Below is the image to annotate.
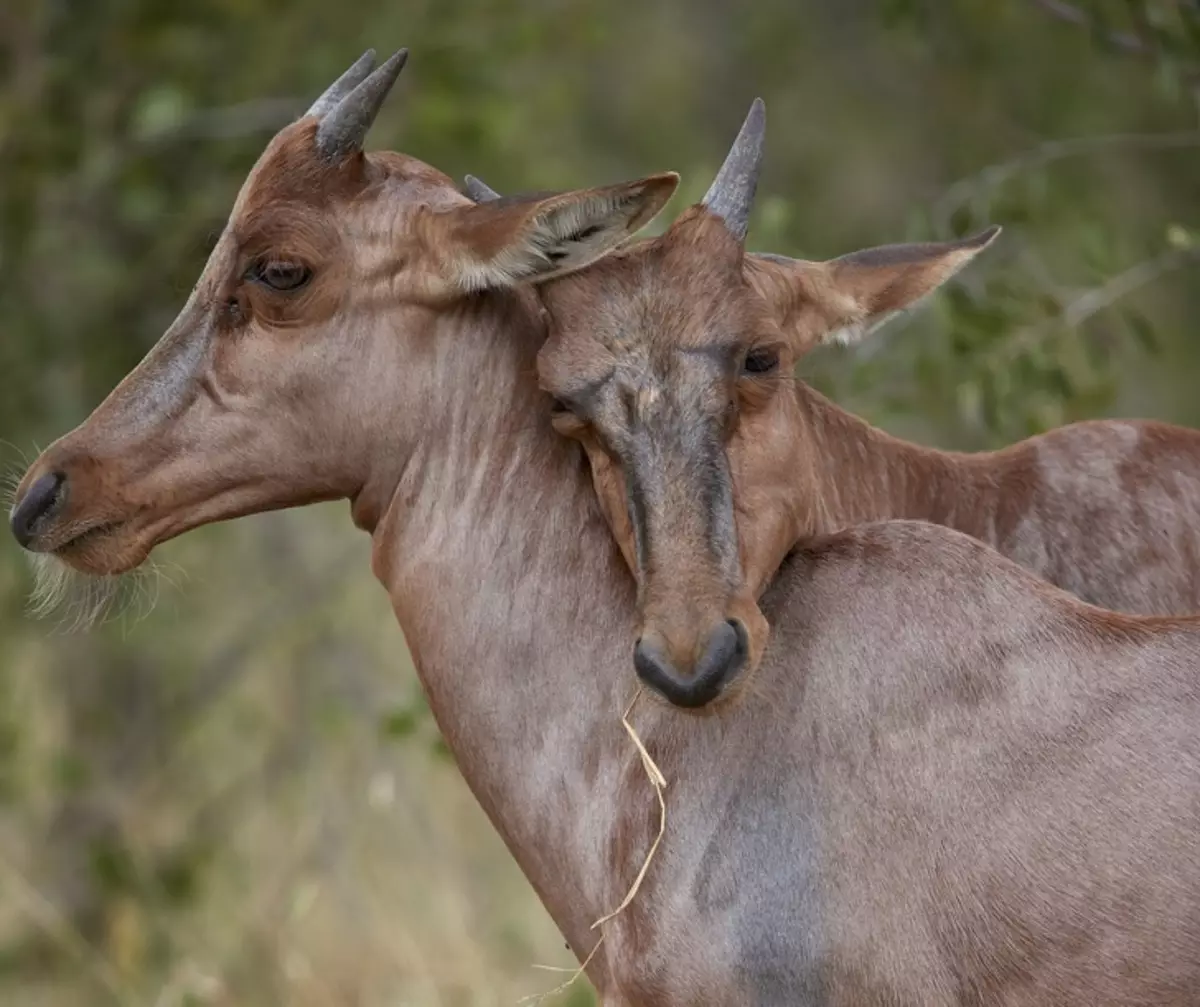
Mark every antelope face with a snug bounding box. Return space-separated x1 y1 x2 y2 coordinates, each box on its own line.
8 51 424 578
539 208 779 709
8 49 677 596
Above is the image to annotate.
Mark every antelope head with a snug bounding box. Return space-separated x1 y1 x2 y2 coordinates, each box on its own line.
500 101 998 708
8 49 678 610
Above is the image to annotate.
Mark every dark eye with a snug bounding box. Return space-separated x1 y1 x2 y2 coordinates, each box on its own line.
742 347 780 375
252 259 311 292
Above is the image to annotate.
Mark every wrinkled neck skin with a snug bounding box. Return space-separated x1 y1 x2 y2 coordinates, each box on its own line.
352 289 647 969
735 383 1000 601
775 383 1200 618
797 386 996 540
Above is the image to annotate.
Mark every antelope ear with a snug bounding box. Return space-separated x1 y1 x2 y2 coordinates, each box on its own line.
436 173 679 291
745 226 1000 354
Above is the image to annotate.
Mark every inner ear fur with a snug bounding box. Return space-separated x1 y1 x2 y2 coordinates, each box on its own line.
745 226 1001 353
438 173 680 292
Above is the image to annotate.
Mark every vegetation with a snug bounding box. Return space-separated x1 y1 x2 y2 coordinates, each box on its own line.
1 1 1197 1002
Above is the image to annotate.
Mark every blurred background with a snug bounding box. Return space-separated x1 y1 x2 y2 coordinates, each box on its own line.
2 0 1199 1003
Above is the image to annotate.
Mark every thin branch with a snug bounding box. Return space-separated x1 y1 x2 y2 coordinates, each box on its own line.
1031 0 1149 55
932 130 1200 233
0 853 139 1005
986 244 1200 365
143 97 305 144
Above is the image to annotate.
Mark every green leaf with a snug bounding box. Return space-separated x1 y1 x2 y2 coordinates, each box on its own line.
380 707 421 739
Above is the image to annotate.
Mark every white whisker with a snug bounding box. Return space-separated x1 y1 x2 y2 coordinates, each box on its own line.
27 538 186 634
0 439 35 469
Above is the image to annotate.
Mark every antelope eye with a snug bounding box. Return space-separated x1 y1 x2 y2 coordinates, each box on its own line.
742 346 780 375
252 259 312 292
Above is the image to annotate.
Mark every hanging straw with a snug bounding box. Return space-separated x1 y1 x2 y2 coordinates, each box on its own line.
521 688 668 1004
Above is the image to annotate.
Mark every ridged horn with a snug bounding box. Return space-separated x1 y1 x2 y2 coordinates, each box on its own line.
305 49 377 119
315 48 408 159
701 97 766 242
463 174 501 202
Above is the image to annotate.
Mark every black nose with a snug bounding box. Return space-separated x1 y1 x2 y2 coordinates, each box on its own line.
633 618 749 709
10 471 66 548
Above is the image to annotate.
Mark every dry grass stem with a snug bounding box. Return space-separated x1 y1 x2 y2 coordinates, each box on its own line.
0 853 139 1006
521 687 668 1005
589 689 668 930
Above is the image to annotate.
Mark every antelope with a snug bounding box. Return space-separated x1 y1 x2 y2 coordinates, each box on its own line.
10 54 1200 1005
531 103 1200 1002
470 103 1200 704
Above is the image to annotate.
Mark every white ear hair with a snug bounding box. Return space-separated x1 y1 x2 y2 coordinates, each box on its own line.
452 180 677 292
825 311 901 347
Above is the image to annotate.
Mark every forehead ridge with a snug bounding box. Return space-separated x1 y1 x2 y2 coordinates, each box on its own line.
229 120 461 226
588 240 746 353
230 120 334 220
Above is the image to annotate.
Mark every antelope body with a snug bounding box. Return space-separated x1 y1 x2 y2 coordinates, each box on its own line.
10 57 1200 1006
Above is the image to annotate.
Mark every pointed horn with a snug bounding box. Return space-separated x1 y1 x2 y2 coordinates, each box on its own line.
316 48 408 160
701 98 766 242
463 174 501 202
306 50 377 119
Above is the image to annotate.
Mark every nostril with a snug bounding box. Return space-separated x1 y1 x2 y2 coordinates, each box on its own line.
10 471 66 548
727 618 750 656
694 621 741 684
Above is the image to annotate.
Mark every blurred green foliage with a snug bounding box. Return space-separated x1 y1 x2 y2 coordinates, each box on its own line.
1 0 1199 1003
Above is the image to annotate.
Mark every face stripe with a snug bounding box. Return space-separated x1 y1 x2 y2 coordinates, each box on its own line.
625 414 741 592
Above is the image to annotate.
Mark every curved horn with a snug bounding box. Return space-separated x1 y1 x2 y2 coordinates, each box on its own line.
701 97 766 242
306 49 377 119
316 48 408 160
463 174 501 202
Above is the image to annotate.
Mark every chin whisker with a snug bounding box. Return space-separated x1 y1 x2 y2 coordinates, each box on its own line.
26 532 176 635
27 552 120 634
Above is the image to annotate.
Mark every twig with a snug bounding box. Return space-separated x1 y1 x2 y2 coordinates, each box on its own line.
143 98 304 144
933 130 1200 234
1030 0 1149 56
589 692 668 930
986 244 1200 365
0 852 139 1005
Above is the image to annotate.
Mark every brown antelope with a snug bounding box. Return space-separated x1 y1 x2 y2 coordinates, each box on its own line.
10 55 1200 1005
4 49 774 1005
531 103 1200 1002
470 104 1200 705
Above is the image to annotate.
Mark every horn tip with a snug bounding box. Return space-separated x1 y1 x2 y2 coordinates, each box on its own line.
464 174 501 201
972 224 1002 247
744 97 766 134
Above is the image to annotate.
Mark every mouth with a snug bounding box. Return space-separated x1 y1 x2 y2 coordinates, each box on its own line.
47 519 131 569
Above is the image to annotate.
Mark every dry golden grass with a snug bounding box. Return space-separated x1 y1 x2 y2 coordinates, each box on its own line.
0 504 592 1006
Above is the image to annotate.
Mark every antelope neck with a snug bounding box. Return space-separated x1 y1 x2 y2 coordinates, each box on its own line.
799 384 998 540
363 289 643 957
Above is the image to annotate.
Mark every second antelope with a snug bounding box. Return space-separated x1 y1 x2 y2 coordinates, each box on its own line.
473 103 1200 699
528 100 1200 1003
